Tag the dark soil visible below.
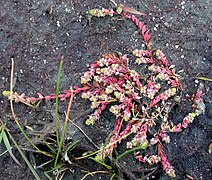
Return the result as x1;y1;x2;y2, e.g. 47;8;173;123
0;0;211;180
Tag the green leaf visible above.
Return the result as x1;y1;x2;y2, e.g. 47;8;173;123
114;143;149;165
0;128;4;144
90;157;113;171
85;117;94;126
64;140;80;155
116;6;123;14
196;76;212;82
40;136;56;154
89;9;97;16
2;129;22;167
2;90;12;97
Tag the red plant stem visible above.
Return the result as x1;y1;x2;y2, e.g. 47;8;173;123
157;142;176;177
120;12;152;44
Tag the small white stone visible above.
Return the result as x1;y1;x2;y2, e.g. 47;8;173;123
79;15;82;22
195;79;199;84
164;22;169;27
181;1;185;5
56;21;60;27
181;55;185;58
175;45;179;49
65;8;71;13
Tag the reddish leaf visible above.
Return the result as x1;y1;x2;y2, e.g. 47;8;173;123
122;6;146;16
143;31;151;42
142;25;147;37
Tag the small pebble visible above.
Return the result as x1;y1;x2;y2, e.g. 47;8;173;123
56;21;60;27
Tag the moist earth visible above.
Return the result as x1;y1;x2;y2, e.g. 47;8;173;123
0;0;211;180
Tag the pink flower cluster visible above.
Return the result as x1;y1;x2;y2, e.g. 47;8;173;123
77;51;181;128
150;131;170;145
150;88;177;107
56;44;204;178
148;65;180;87
77;46;205;177
140;79;161;99
126;121;148;148
135;154;161;165
77;53;143;125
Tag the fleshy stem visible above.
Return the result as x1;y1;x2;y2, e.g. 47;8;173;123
120;11;152;47
89;8;152;48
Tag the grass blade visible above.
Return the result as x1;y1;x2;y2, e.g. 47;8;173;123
114;144;148;165
64;139;80;155
0;127;3;144
54;86;74;167
44;171;52;180
7;131;41;180
40;136;56;154
196;76;212;82
55;56;64;146
89;157;113;170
